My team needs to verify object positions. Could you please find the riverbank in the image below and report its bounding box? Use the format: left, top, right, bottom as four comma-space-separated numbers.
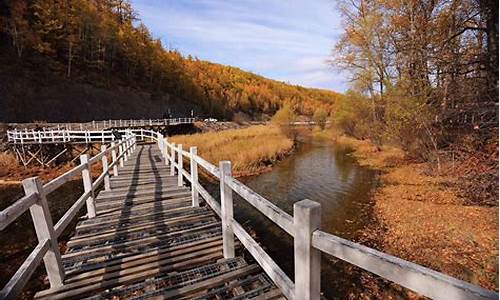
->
321, 129, 499, 293
169, 125, 294, 177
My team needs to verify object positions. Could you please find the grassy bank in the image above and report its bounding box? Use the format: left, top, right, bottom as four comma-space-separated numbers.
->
169, 125, 294, 177
321, 129, 498, 292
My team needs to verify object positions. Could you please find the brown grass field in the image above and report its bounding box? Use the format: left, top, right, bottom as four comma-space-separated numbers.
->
169, 125, 294, 177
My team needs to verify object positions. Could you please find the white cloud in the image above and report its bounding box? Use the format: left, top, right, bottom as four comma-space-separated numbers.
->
132, 0, 348, 91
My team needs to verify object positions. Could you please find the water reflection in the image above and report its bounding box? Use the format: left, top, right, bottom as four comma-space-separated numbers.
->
235, 137, 378, 298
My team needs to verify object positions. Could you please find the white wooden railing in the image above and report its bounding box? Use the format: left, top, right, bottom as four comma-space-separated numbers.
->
6, 128, 178, 145
1, 128, 497, 300
82, 117, 195, 130
6, 118, 196, 144
149, 130, 498, 300
0, 131, 137, 300
8, 117, 195, 130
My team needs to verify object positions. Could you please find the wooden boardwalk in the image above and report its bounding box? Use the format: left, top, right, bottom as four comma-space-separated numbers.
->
34, 144, 282, 299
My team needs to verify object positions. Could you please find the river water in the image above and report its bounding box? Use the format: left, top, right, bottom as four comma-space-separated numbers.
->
0, 135, 378, 298
232, 135, 378, 298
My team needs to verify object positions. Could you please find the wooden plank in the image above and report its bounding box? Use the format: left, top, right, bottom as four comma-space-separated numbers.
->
53, 190, 91, 237
23, 178, 65, 288
62, 221, 221, 259
64, 236, 224, 278
0, 192, 39, 230
149, 264, 260, 300
312, 231, 498, 300
97, 188, 191, 202
109, 178, 178, 188
193, 155, 220, 178
36, 247, 224, 297
67, 214, 215, 247
107, 182, 181, 193
220, 161, 235, 258
95, 194, 192, 212
76, 205, 204, 230
225, 176, 294, 236
80, 155, 96, 218
253, 288, 284, 300
96, 186, 189, 200
181, 169, 191, 183
195, 182, 221, 217
42, 163, 86, 194
93, 200, 191, 221
190, 147, 199, 207
110, 174, 173, 181
294, 200, 321, 300
35, 252, 224, 299
65, 239, 224, 281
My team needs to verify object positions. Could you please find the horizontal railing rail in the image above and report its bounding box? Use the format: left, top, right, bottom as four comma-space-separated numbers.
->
150, 131, 498, 300
8, 117, 196, 132
0, 131, 137, 300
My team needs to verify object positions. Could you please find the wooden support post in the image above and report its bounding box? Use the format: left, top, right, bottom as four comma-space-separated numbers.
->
294, 200, 321, 300
22, 177, 64, 288
170, 143, 176, 176
177, 144, 183, 187
100, 145, 111, 191
190, 147, 199, 207
80, 154, 96, 218
220, 161, 235, 258
111, 142, 118, 176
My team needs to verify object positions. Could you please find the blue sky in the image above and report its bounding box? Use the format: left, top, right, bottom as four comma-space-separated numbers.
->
131, 0, 348, 92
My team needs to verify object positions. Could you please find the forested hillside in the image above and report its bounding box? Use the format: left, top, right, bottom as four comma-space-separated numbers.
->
0, 0, 339, 122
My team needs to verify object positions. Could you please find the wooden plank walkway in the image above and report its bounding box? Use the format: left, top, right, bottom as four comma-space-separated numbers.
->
34, 144, 283, 300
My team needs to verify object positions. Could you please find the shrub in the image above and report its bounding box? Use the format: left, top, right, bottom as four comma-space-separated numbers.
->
333, 90, 373, 139
271, 103, 297, 139
313, 108, 328, 129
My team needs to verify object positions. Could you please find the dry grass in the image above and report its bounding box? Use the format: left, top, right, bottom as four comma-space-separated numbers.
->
170, 125, 294, 177
376, 164, 498, 290
322, 128, 499, 292
0, 152, 19, 177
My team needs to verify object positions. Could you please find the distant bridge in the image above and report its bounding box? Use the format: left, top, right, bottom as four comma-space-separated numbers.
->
5, 118, 195, 167
0, 128, 497, 299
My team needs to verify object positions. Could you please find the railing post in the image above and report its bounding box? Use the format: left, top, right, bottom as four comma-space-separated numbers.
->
170, 143, 176, 176
80, 154, 96, 218
177, 144, 183, 186
111, 141, 118, 176
101, 145, 111, 191
119, 139, 124, 167
123, 137, 129, 162
164, 138, 170, 166
158, 133, 163, 152
293, 200, 321, 300
219, 161, 235, 258
190, 147, 199, 207
22, 177, 65, 288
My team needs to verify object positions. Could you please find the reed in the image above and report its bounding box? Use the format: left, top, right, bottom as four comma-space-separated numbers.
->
170, 125, 294, 176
